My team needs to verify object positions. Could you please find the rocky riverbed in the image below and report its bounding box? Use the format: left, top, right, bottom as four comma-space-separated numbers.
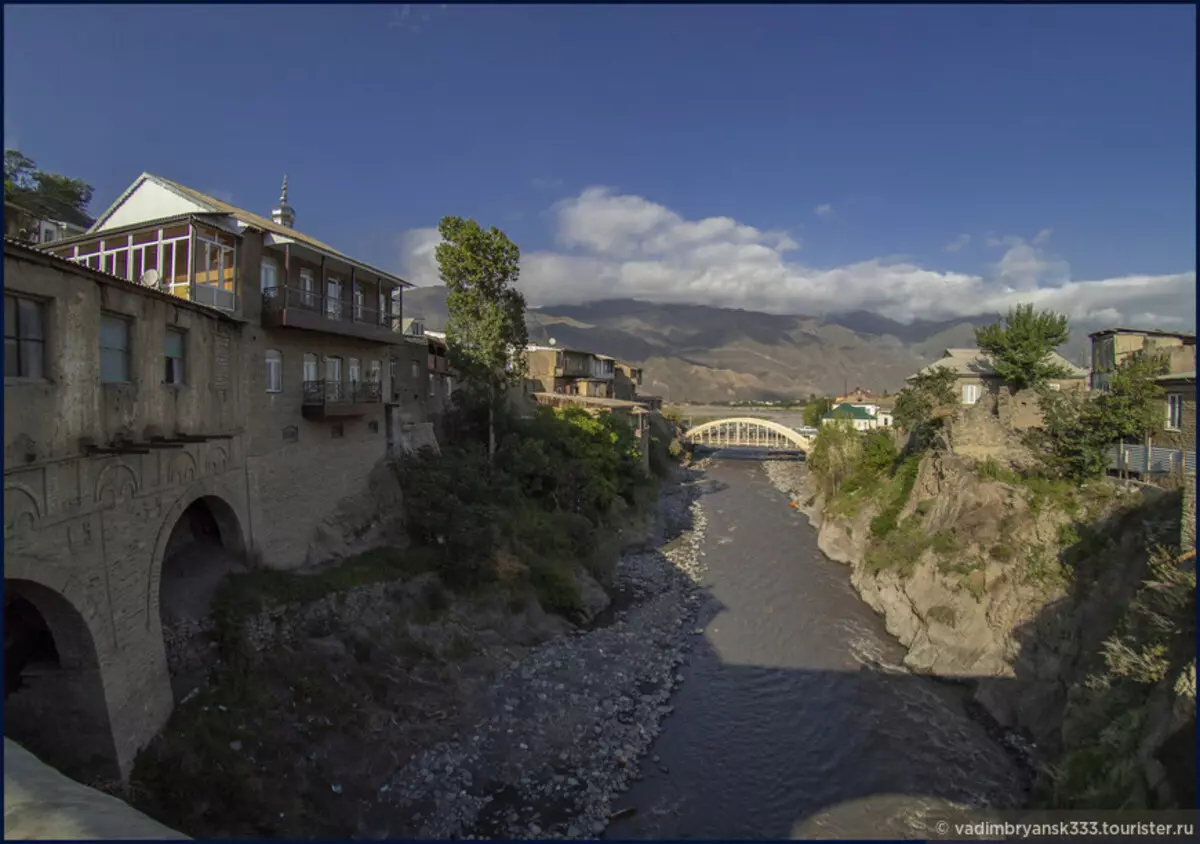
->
372, 461, 716, 839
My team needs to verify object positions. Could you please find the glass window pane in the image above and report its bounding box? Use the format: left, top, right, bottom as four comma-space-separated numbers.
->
5, 296, 17, 337
17, 299, 42, 340
101, 348, 128, 382
5, 338, 19, 376
100, 315, 128, 350
165, 329, 184, 358
20, 340, 44, 379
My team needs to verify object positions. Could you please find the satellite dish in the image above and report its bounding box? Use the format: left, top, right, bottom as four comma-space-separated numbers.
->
548, 338, 557, 346
140, 268, 161, 288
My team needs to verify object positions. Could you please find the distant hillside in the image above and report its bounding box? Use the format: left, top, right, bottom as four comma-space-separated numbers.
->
402, 286, 1094, 403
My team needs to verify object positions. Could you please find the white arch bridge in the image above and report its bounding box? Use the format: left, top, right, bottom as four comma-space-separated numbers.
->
683, 417, 815, 452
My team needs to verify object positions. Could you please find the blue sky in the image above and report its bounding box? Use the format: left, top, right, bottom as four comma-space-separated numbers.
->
4, 3, 1195, 325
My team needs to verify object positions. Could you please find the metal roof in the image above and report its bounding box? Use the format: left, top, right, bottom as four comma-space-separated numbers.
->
909, 347, 1087, 380
86, 173, 412, 288
1088, 327, 1196, 341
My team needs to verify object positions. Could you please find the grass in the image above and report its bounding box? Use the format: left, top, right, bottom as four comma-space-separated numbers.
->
865, 517, 931, 577
929, 531, 958, 557
988, 544, 1014, 562
1022, 542, 1069, 590
213, 546, 441, 632
868, 456, 922, 540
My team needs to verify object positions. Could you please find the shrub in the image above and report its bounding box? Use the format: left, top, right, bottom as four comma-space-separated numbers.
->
930, 531, 958, 556
927, 605, 957, 627
989, 544, 1014, 562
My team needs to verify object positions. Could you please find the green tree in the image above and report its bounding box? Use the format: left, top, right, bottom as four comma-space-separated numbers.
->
436, 216, 529, 462
974, 304, 1071, 390
1093, 352, 1169, 443
892, 365, 957, 430
4, 150, 94, 238
803, 396, 834, 427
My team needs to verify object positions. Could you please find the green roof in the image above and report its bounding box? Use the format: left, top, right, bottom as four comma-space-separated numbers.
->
822, 403, 875, 421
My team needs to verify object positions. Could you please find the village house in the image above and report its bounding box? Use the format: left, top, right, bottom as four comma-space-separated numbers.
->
907, 347, 1088, 404
524, 344, 615, 398
1088, 327, 1196, 391
5, 199, 93, 246
820, 402, 891, 431
1154, 369, 1197, 453
38, 173, 413, 570
614, 360, 643, 401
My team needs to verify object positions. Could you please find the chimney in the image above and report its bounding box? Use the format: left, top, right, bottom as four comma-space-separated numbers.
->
271, 174, 295, 228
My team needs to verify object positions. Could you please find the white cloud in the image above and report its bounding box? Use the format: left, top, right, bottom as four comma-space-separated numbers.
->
814, 203, 835, 218
398, 226, 442, 286
943, 234, 971, 253
399, 187, 1196, 329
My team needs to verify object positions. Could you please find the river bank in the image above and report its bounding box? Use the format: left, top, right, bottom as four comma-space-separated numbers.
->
130, 459, 716, 839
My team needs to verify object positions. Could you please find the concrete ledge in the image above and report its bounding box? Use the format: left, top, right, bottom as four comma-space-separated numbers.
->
3, 739, 188, 840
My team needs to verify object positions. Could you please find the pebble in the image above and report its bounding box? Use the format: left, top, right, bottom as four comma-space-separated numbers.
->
378, 466, 712, 839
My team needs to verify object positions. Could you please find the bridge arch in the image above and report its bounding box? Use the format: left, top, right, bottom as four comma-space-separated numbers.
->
4, 578, 120, 783
683, 417, 814, 451
149, 484, 247, 697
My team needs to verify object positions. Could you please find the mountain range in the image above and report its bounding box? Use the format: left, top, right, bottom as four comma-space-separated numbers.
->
404, 286, 1094, 403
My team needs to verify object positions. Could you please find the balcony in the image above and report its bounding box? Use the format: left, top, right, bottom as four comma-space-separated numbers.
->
262, 285, 402, 344
301, 380, 383, 421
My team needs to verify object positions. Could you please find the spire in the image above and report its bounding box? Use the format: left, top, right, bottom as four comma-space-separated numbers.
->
271, 174, 295, 228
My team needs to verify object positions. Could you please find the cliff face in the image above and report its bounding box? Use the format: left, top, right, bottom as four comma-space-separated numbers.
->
770, 450, 1195, 808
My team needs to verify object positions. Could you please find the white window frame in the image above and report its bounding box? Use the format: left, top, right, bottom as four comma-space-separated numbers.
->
261, 257, 278, 295
368, 359, 382, 383
300, 268, 316, 308
353, 285, 365, 321
962, 383, 981, 405
265, 349, 282, 393
1166, 393, 1184, 430
326, 278, 343, 320
303, 352, 319, 384
348, 357, 361, 384
411, 360, 419, 379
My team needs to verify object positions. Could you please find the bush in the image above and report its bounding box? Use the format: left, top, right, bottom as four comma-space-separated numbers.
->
927, 605, 957, 627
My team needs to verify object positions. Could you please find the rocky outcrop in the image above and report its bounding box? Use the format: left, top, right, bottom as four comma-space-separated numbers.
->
765, 453, 1185, 765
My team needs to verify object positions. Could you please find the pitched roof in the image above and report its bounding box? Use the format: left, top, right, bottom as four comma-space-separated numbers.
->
822, 403, 875, 421
909, 347, 1087, 381
89, 173, 411, 287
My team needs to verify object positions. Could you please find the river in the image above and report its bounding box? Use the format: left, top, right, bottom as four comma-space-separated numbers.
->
606, 454, 1027, 839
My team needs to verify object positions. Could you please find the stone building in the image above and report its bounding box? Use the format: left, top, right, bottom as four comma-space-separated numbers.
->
525, 345, 615, 398
1155, 369, 1197, 453
5, 174, 415, 784
908, 348, 1088, 405
1088, 327, 1195, 391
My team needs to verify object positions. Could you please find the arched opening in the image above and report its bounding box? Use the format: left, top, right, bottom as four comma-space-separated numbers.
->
4, 579, 120, 783
158, 495, 245, 698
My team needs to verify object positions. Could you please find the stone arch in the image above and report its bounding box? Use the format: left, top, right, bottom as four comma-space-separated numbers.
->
94, 461, 139, 507
4, 578, 120, 783
149, 485, 247, 697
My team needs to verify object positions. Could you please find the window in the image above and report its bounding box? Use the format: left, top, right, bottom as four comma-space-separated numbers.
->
429, 377, 436, 398
410, 360, 419, 379
1167, 394, 1184, 430
326, 278, 343, 319
353, 285, 365, 320
962, 383, 981, 405
261, 258, 278, 296
300, 269, 316, 308
348, 357, 361, 384
325, 356, 342, 400
368, 359, 382, 383
265, 349, 282, 392
303, 352, 319, 384
165, 328, 186, 384
4, 294, 46, 379
446, 376, 454, 393
100, 313, 132, 383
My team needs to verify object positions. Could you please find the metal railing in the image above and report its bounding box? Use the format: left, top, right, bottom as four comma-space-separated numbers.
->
263, 285, 394, 327
302, 380, 383, 405
1107, 443, 1197, 476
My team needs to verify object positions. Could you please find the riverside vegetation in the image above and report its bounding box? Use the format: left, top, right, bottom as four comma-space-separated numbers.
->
773, 307, 1195, 812
128, 394, 687, 838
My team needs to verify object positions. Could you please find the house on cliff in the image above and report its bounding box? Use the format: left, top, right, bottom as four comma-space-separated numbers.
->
907, 347, 1087, 405
1088, 327, 1195, 392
